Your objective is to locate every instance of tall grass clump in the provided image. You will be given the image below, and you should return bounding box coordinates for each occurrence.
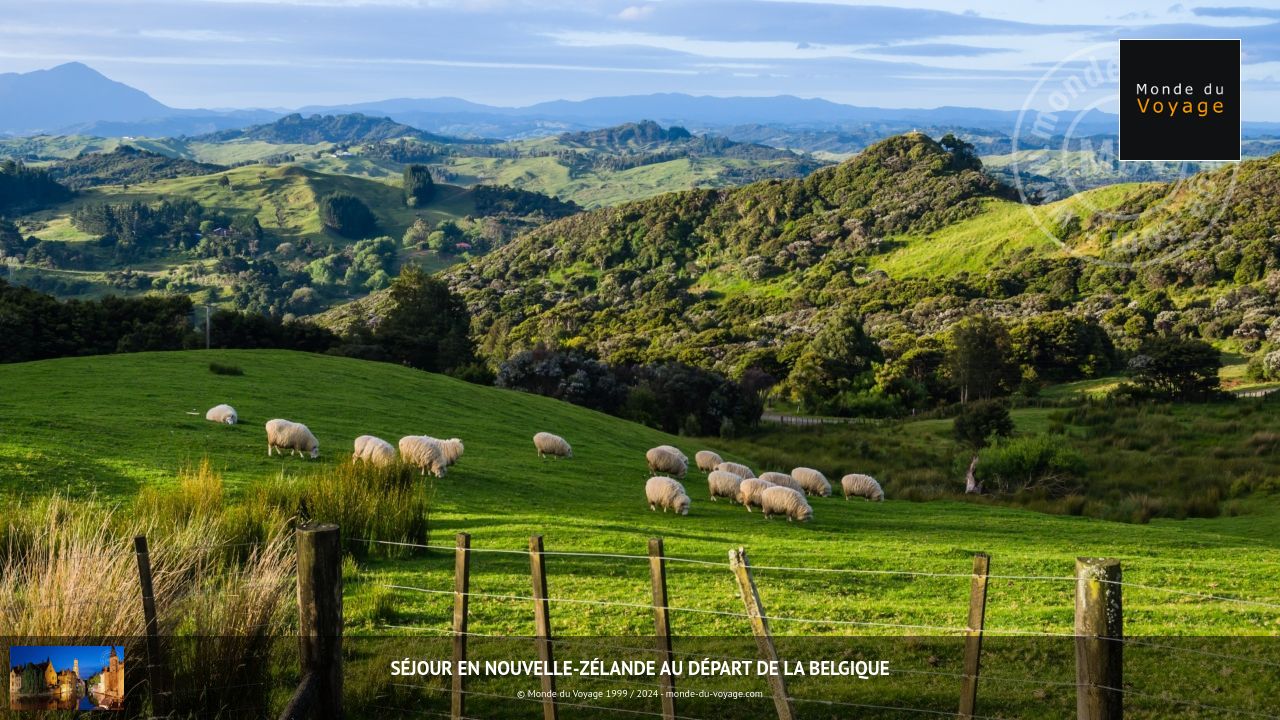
[0,462,299,716]
[252,460,430,558]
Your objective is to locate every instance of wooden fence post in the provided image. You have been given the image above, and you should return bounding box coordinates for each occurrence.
[728,547,795,720]
[452,533,471,720]
[648,538,677,720]
[296,523,343,720]
[1074,558,1122,720]
[529,535,558,720]
[958,552,990,719]
[133,535,168,716]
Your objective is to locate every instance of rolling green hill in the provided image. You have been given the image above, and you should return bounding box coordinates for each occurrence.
[1,348,1278,645]
[5,164,549,308]
[21,163,471,246]
[441,133,1280,417]
[0,120,825,209]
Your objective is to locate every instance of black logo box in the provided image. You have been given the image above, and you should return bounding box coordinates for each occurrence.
[1119,39,1241,162]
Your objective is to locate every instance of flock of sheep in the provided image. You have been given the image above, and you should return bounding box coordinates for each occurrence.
[203,407,881,524]
[641,446,883,523]
[205,404,465,476]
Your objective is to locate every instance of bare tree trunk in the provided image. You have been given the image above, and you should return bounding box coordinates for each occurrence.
[964,453,982,494]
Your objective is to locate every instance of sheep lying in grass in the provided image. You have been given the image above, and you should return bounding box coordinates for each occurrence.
[353,435,396,467]
[760,486,813,522]
[759,471,804,493]
[645,476,691,515]
[206,404,238,425]
[791,467,832,497]
[737,477,775,512]
[533,432,573,459]
[266,419,319,459]
[647,446,688,478]
[841,474,884,502]
[707,470,743,503]
[399,435,449,477]
[695,450,723,473]
[716,461,755,479]
[439,438,465,466]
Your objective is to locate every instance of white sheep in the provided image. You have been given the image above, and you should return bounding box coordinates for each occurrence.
[656,445,689,463]
[439,438,465,466]
[205,404,238,425]
[265,419,319,459]
[759,471,804,493]
[353,435,396,467]
[737,477,776,512]
[695,450,723,473]
[645,476,691,515]
[841,473,884,502]
[760,486,813,522]
[791,467,832,497]
[707,470,742,503]
[399,435,449,477]
[716,461,755,479]
[533,432,573,459]
[646,446,688,478]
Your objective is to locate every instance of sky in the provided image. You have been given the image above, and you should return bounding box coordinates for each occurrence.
[0,0,1279,118]
[9,645,123,678]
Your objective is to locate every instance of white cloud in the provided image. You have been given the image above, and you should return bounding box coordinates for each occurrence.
[138,29,267,43]
[618,5,653,21]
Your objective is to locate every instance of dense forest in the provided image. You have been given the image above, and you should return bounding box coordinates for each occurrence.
[449,132,1280,415]
[49,146,225,189]
[0,160,72,214]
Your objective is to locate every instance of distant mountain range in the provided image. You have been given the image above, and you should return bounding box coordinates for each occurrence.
[5,62,1280,144]
[193,113,479,145]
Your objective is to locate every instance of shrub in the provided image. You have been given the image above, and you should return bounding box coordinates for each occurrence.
[971,435,1087,496]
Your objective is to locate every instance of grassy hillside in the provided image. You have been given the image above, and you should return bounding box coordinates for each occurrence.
[868,182,1151,278]
[1,349,1277,645]
[7,164,488,304]
[23,163,471,246]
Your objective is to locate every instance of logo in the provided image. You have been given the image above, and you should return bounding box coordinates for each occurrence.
[1012,42,1240,270]
[1120,39,1241,161]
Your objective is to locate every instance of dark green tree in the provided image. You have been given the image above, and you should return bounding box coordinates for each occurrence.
[318,192,377,239]
[944,314,1020,403]
[953,399,1014,493]
[373,265,476,372]
[403,164,435,207]
[1128,336,1221,401]
[787,307,882,412]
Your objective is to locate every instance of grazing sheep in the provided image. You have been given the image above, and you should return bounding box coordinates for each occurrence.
[841,474,884,502]
[533,432,573,459]
[760,486,813,522]
[353,435,396,467]
[205,404,238,425]
[646,446,688,478]
[716,461,756,479]
[707,470,743,503]
[737,477,776,512]
[759,471,804,493]
[399,435,449,477]
[645,476,691,515]
[439,438,465,466]
[695,450,723,473]
[265,419,319,459]
[791,467,832,497]
[656,445,689,463]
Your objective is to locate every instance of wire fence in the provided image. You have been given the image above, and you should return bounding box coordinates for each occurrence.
[348,533,1280,720]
